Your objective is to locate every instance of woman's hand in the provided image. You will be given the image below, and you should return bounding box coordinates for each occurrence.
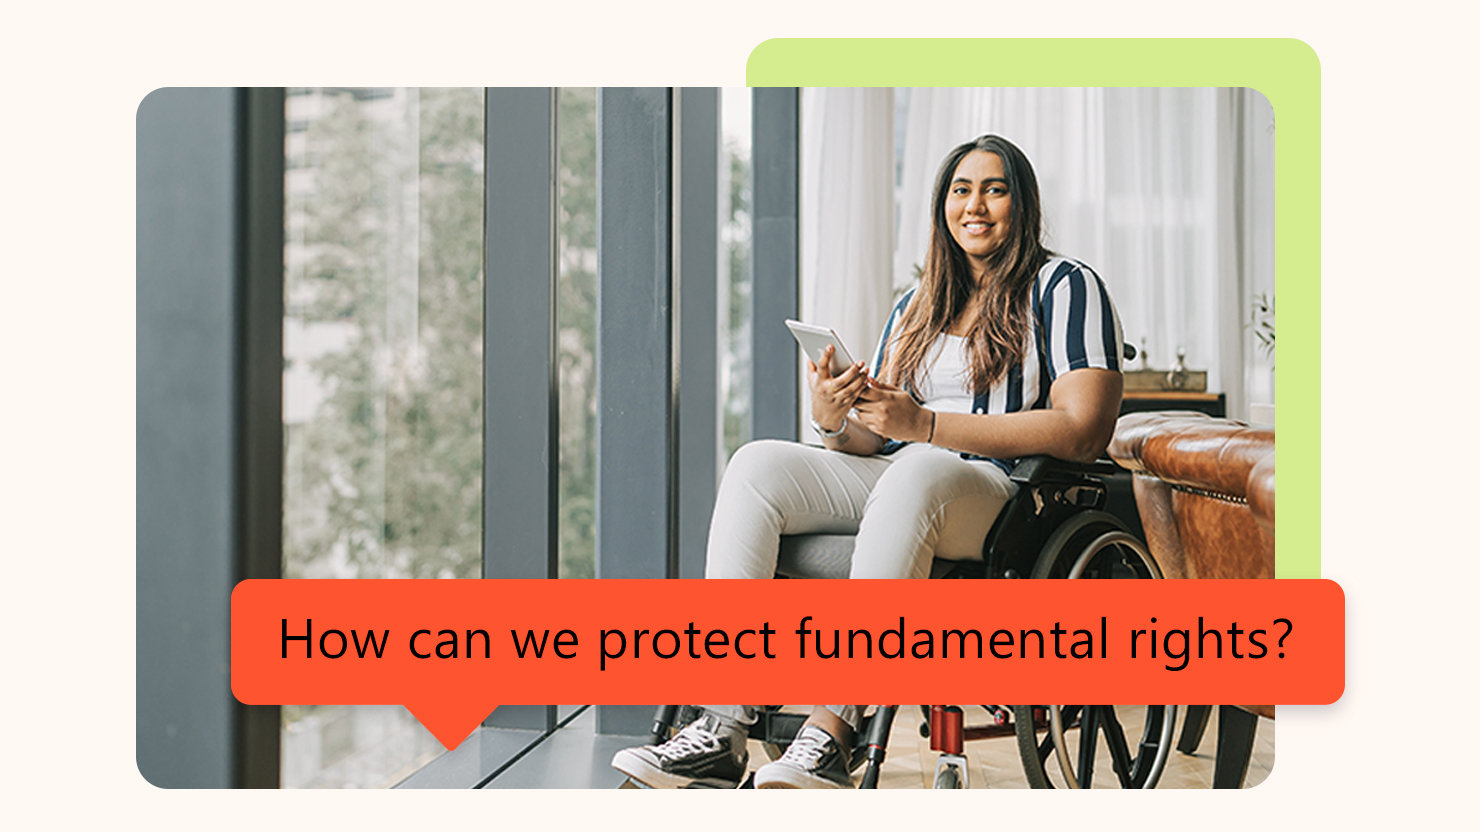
[806,345,869,432]
[916,368,1123,462]
[854,378,933,443]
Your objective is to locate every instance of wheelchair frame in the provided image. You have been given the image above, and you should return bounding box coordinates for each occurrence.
[637,455,1174,789]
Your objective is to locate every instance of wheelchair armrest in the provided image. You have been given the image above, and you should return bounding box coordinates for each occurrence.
[1008,455,1124,486]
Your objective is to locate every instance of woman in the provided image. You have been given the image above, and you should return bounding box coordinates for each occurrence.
[612,135,1124,789]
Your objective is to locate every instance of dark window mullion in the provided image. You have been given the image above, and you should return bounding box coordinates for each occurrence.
[675,89,720,580]
[595,87,673,735]
[236,86,286,788]
[483,87,558,733]
[750,88,801,442]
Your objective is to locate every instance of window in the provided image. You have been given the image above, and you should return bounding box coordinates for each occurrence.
[719,88,752,462]
[281,86,484,787]
[556,88,598,579]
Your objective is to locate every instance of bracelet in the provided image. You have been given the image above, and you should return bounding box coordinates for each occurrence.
[811,417,848,440]
[926,411,937,444]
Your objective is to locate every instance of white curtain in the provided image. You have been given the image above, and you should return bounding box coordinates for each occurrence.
[804,87,1276,423]
[798,88,896,426]
[1223,88,1277,412]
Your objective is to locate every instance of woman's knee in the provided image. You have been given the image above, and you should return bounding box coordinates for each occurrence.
[866,455,1013,515]
[719,440,839,500]
[722,439,801,483]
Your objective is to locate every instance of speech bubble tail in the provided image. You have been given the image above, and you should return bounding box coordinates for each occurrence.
[405,700,498,751]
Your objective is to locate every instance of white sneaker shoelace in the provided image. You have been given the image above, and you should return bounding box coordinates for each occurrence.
[779,726,831,769]
[655,719,723,759]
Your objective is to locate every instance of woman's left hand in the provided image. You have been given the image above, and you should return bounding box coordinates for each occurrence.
[854,379,933,443]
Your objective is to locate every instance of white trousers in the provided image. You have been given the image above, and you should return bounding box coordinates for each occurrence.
[706,439,1017,580]
[700,440,1016,730]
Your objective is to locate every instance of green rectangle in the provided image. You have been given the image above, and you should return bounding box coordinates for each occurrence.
[748,38,1319,578]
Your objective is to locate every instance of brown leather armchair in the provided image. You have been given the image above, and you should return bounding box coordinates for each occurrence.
[1108,411,1275,787]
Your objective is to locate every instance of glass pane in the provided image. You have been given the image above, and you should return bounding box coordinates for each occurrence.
[282,86,485,788]
[556,88,597,579]
[719,88,752,464]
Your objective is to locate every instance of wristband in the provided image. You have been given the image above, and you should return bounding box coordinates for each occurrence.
[926,411,937,443]
[811,417,848,439]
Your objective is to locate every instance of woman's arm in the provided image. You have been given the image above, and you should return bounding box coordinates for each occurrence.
[816,408,882,453]
[806,347,886,456]
[853,368,1123,463]
[819,413,886,456]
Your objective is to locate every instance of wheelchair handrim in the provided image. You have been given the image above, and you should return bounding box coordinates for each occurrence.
[1066,529,1163,580]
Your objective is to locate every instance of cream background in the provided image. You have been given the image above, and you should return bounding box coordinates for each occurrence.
[2,2,1474,828]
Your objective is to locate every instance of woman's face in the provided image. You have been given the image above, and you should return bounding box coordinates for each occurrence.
[944,150,1012,274]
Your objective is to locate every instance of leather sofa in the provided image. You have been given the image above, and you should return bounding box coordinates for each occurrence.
[1109,411,1274,581]
[1108,411,1275,787]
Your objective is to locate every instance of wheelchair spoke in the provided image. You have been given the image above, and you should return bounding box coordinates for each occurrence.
[1060,704,1081,730]
[1098,706,1137,788]
[1136,706,1166,776]
[1036,731,1056,765]
[1077,705,1100,786]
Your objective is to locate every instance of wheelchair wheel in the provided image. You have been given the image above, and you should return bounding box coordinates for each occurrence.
[1011,511,1176,788]
[1013,703,1176,789]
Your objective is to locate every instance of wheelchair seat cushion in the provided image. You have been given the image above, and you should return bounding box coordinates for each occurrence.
[776,535,855,579]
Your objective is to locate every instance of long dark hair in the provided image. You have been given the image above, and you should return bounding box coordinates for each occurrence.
[881,135,1048,393]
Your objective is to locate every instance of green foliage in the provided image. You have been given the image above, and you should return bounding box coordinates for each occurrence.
[1249,291,1275,364]
[285,88,484,580]
[556,88,598,578]
[722,138,752,458]
[284,87,754,585]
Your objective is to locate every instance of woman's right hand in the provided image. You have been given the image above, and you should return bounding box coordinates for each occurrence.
[806,345,869,432]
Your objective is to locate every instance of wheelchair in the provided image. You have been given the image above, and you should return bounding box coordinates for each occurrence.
[636,453,1173,789]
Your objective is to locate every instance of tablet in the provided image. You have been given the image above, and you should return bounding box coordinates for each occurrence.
[785,319,858,376]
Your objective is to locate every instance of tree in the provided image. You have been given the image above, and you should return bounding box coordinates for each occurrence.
[555,88,598,578]
[283,88,751,586]
[722,137,752,458]
[285,88,484,581]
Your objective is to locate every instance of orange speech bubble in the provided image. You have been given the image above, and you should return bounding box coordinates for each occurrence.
[231,579,1343,749]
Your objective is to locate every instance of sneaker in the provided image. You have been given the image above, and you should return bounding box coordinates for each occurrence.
[753,724,852,789]
[611,714,749,788]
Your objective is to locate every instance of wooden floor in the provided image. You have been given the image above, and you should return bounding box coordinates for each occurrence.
[747,706,1274,789]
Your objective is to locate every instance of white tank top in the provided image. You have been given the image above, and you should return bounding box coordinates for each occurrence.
[885,334,980,461]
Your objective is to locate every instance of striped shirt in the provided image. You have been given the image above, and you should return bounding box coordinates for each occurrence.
[869,256,1124,472]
